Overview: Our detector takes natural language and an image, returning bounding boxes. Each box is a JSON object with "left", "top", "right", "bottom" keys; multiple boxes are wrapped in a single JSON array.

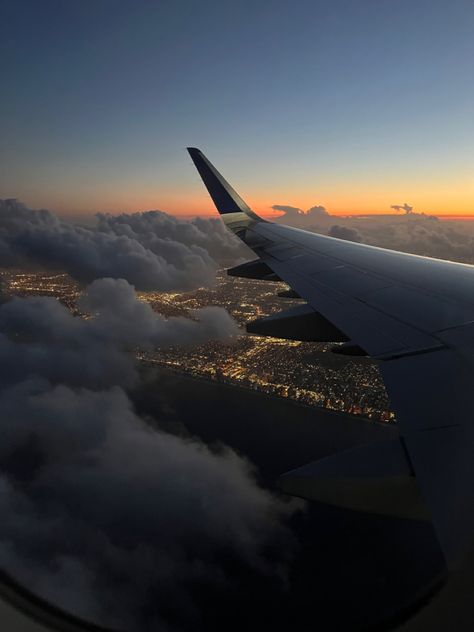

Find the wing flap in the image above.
[
  {"left": 246, "top": 304, "right": 349, "bottom": 342},
  {"left": 227, "top": 259, "right": 279, "bottom": 281},
  {"left": 381, "top": 347, "right": 474, "bottom": 564},
  {"left": 279, "top": 437, "right": 430, "bottom": 520}
]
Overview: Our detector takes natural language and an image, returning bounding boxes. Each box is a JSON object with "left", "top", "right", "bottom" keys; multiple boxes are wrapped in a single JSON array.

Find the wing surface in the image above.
[{"left": 188, "top": 147, "right": 474, "bottom": 566}]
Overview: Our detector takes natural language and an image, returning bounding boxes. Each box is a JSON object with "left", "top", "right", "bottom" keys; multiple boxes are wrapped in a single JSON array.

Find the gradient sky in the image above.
[{"left": 1, "top": 0, "right": 473, "bottom": 218}]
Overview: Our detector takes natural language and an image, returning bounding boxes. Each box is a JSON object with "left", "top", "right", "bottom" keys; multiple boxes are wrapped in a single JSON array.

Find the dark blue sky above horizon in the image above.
[{"left": 1, "top": 0, "right": 473, "bottom": 216}]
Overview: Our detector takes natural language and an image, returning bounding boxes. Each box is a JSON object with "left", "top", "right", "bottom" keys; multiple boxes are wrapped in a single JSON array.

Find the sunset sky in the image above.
[{"left": 1, "top": 0, "right": 473, "bottom": 219}]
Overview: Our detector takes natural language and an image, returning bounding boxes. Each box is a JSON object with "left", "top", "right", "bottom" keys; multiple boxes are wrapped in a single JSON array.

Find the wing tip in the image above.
[
  {"left": 187, "top": 146, "right": 253, "bottom": 216},
  {"left": 187, "top": 147, "right": 205, "bottom": 161}
]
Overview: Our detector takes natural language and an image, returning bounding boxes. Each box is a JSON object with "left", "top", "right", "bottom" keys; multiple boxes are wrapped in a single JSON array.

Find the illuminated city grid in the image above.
[{"left": 0, "top": 268, "right": 394, "bottom": 422}]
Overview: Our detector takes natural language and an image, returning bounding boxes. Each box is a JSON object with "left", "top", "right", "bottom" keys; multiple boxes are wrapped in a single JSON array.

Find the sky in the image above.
[{"left": 1, "top": 0, "right": 473, "bottom": 218}]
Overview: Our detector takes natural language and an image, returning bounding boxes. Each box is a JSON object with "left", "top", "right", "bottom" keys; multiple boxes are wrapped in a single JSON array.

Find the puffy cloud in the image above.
[
  {"left": 0, "top": 194, "right": 302, "bottom": 628},
  {"left": 0, "top": 200, "right": 249, "bottom": 292},
  {"left": 306, "top": 205, "right": 330, "bottom": 219},
  {"left": 0, "top": 278, "right": 239, "bottom": 390},
  {"left": 272, "top": 204, "right": 329, "bottom": 226},
  {"left": 97, "top": 209, "right": 250, "bottom": 267},
  {"left": 328, "top": 225, "right": 363, "bottom": 243},
  {"left": 79, "top": 277, "right": 240, "bottom": 349},
  {"left": 0, "top": 277, "right": 299, "bottom": 629},
  {"left": 0, "top": 382, "right": 296, "bottom": 629},
  {"left": 271, "top": 205, "right": 305, "bottom": 219}
]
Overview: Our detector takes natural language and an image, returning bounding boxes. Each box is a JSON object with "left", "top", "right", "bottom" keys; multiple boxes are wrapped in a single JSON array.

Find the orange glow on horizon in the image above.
[
  {"left": 44, "top": 181, "right": 473, "bottom": 221},
  {"left": 54, "top": 199, "right": 474, "bottom": 222}
]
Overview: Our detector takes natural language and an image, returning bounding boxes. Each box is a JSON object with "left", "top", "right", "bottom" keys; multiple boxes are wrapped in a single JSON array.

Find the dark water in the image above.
[{"left": 133, "top": 368, "right": 446, "bottom": 632}]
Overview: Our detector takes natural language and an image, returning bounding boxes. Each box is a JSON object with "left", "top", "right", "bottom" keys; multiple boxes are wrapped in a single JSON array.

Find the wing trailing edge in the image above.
[
  {"left": 279, "top": 437, "right": 430, "bottom": 520},
  {"left": 247, "top": 304, "right": 349, "bottom": 342}
]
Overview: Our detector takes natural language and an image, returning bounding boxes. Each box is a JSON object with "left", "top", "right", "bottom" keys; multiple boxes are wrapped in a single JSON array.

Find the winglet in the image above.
[{"left": 187, "top": 147, "right": 260, "bottom": 220}]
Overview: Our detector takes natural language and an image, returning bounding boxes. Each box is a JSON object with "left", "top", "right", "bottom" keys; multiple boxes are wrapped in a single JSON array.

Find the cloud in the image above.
[
  {"left": 0, "top": 277, "right": 299, "bottom": 629},
  {"left": 0, "top": 382, "right": 296, "bottom": 629},
  {"left": 0, "top": 278, "right": 239, "bottom": 391},
  {"left": 328, "top": 225, "right": 362, "bottom": 243},
  {"left": 97, "top": 210, "right": 250, "bottom": 267},
  {"left": 272, "top": 199, "right": 474, "bottom": 264},
  {"left": 348, "top": 215, "right": 474, "bottom": 263},
  {"left": 0, "top": 200, "right": 249, "bottom": 292},
  {"left": 272, "top": 205, "right": 305, "bottom": 218},
  {"left": 306, "top": 205, "right": 330, "bottom": 218},
  {"left": 272, "top": 204, "right": 329, "bottom": 226},
  {"left": 390, "top": 203, "right": 413, "bottom": 214},
  {"left": 79, "top": 277, "right": 240, "bottom": 348}
]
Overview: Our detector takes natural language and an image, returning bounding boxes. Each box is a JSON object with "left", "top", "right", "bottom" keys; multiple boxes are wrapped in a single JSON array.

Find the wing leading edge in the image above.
[{"left": 187, "top": 147, "right": 474, "bottom": 567}]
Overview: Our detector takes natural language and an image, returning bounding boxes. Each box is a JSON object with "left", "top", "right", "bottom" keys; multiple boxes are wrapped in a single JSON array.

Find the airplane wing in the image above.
[{"left": 188, "top": 147, "right": 474, "bottom": 567}]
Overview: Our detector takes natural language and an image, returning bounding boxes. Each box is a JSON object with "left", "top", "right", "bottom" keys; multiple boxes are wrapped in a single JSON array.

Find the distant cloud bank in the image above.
[{"left": 271, "top": 200, "right": 474, "bottom": 263}]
